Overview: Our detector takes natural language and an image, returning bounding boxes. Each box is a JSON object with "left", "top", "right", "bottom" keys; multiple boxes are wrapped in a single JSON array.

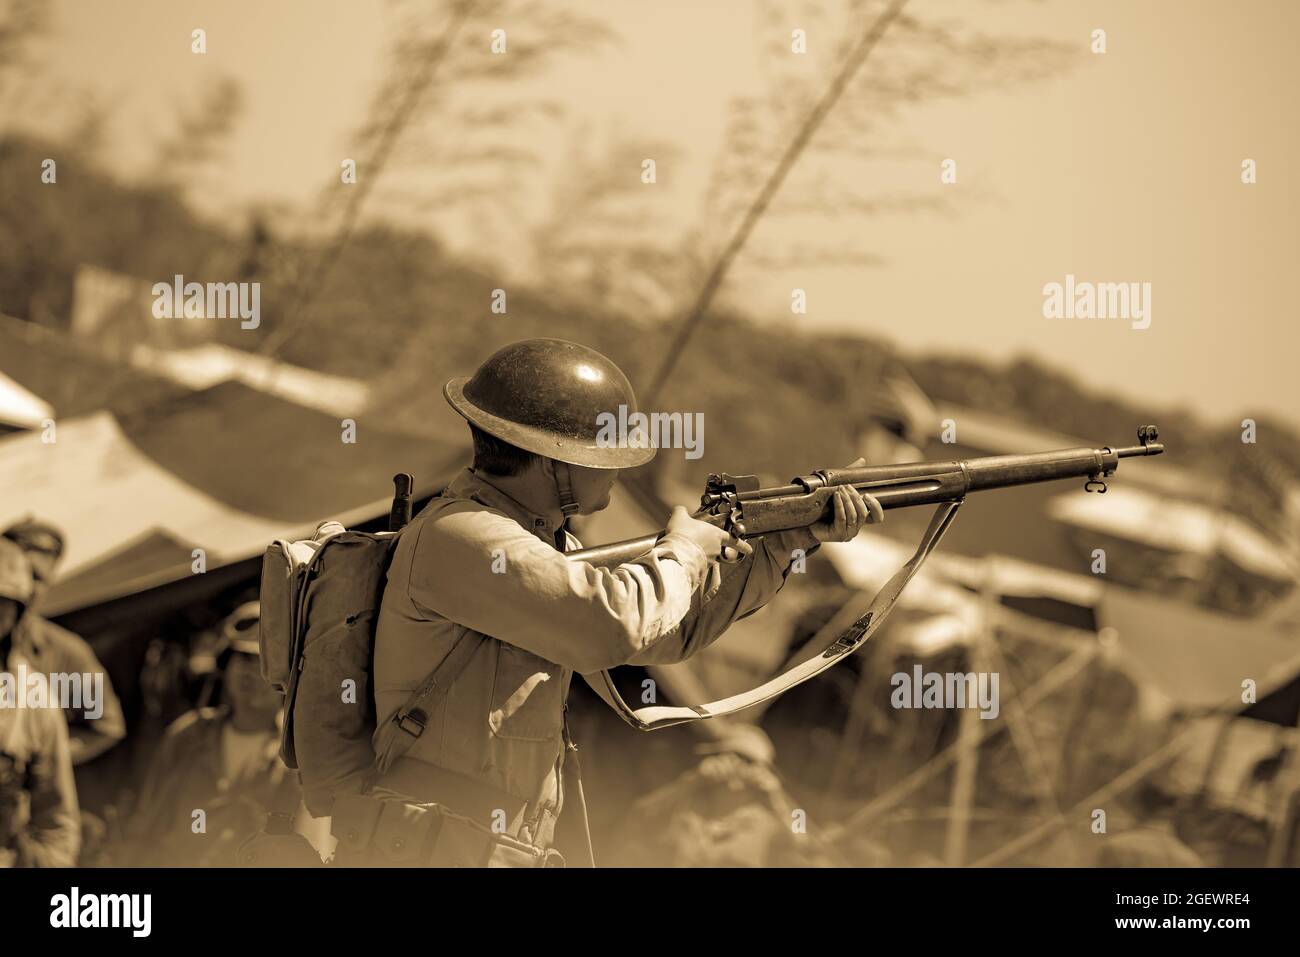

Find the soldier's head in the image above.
[
  {"left": 215, "top": 601, "right": 280, "bottom": 723},
  {"left": 2, "top": 517, "right": 65, "bottom": 601},
  {"left": 0, "top": 538, "right": 33, "bottom": 643},
  {"left": 446, "top": 339, "right": 655, "bottom": 518},
  {"left": 466, "top": 423, "right": 621, "bottom": 515}
]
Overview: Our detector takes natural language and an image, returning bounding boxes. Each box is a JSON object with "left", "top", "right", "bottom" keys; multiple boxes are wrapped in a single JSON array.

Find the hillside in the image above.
[{"left": 2, "top": 134, "right": 1296, "bottom": 539}]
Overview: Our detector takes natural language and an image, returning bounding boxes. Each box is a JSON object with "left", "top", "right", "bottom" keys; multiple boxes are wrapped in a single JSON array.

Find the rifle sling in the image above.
[{"left": 584, "top": 500, "right": 963, "bottom": 731}]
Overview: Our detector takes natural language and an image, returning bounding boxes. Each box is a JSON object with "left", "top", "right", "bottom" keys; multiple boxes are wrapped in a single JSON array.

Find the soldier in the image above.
[
  {"left": 0, "top": 538, "right": 80, "bottom": 867},
  {"left": 343, "top": 338, "right": 881, "bottom": 867},
  {"left": 3, "top": 519, "right": 126, "bottom": 765},
  {"left": 123, "top": 602, "right": 292, "bottom": 866},
  {"left": 858, "top": 366, "right": 933, "bottom": 466}
]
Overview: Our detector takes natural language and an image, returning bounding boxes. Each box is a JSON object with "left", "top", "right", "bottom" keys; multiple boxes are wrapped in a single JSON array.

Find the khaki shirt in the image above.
[
  {"left": 13, "top": 614, "right": 126, "bottom": 765},
  {"left": 124, "top": 707, "right": 286, "bottom": 867},
  {"left": 0, "top": 650, "right": 81, "bottom": 867},
  {"left": 373, "top": 468, "right": 818, "bottom": 834}
]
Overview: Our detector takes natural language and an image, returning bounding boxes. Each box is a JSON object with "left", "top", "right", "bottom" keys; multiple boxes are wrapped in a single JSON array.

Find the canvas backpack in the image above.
[
  {"left": 259, "top": 518, "right": 399, "bottom": 816},
  {"left": 258, "top": 476, "right": 486, "bottom": 818}
]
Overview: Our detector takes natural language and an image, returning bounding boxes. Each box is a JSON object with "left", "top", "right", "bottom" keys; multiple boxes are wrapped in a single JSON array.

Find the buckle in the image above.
[{"left": 395, "top": 709, "right": 428, "bottom": 738}]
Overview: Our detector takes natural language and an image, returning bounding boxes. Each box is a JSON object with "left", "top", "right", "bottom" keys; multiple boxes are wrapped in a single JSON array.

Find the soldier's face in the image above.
[
  {"left": 24, "top": 550, "right": 59, "bottom": 590},
  {"left": 570, "top": 465, "right": 620, "bottom": 514},
  {"left": 0, "top": 599, "right": 18, "bottom": 639},
  {"left": 226, "top": 652, "right": 280, "bottom": 717}
]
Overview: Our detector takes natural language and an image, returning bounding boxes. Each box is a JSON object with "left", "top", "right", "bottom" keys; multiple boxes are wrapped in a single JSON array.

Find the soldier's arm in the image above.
[
  {"left": 58, "top": 634, "right": 127, "bottom": 764},
  {"left": 121, "top": 714, "right": 191, "bottom": 861},
  {"left": 623, "top": 527, "right": 820, "bottom": 666},
  {"left": 13, "top": 709, "right": 80, "bottom": 867},
  {"left": 405, "top": 507, "right": 717, "bottom": 673},
  {"left": 624, "top": 481, "right": 874, "bottom": 665}
]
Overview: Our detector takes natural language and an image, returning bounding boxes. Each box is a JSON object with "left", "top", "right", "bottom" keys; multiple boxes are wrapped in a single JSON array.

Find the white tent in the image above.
[
  {"left": 0, "top": 411, "right": 287, "bottom": 578},
  {"left": 128, "top": 343, "right": 370, "bottom": 418},
  {"left": 1047, "top": 485, "right": 1297, "bottom": 581},
  {"left": 0, "top": 370, "right": 55, "bottom": 431}
]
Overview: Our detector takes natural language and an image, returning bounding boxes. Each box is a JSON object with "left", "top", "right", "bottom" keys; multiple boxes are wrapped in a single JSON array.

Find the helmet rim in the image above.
[{"left": 445, "top": 376, "right": 656, "bottom": 469}]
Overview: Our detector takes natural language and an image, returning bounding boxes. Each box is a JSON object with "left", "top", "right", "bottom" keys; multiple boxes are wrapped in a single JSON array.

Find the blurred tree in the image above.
[
  {"left": 0, "top": 0, "right": 51, "bottom": 117},
  {"left": 149, "top": 75, "right": 246, "bottom": 194},
  {"left": 507, "top": 0, "right": 1076, "bottom": 333},
  {"left": 257, "top": 0, "right": 617, "bottom": 363}
]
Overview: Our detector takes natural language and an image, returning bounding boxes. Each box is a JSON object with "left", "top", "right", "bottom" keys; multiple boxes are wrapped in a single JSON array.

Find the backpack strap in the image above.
[{"left": 372, "top": 630, "right": 486, "bottom": 777}]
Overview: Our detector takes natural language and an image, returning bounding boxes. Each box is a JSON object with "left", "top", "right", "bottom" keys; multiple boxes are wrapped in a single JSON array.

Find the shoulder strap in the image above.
[
  {"left": 371, "top": 489, "right": 491, "bottom": 777},
  {"left": 585, "top": 500, "right": 963, "bottom": 731},
  {"left": 373, "top": 631, "right": 486, "bottom": 776}
]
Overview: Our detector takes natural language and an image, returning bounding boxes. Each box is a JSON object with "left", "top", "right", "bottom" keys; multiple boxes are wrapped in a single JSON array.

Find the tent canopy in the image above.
[
  {"left": 0, "top": 370, "right": 55, "bottom": 430},
  {"left": 0, "top": 381, "right": 465, "bottom": 615}
]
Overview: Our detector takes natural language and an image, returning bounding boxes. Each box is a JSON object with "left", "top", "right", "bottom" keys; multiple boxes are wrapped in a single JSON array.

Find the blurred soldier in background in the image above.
[
  {"left": 3, "top": 518, "right": 126, "bottom": 765},
  {"left": 0, "top": 538, "right": 80, "bottom": 867},
  {"left": 860, "top": 367, "right": 934, "bottom": 466},
  {"left": 122, "top": 601, "right": 291, "bottom": 866}
]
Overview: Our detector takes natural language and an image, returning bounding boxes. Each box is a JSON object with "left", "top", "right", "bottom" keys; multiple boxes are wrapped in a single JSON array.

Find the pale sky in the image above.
[{"left": 14, "top": 0, "right": 1299, "bottom": 427}]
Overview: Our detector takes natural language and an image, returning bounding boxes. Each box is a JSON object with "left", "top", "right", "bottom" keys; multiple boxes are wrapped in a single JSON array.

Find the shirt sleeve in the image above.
[
  {"left": 13, "top": 709, "right": 80, "bottom": 868},
  {"left": 623, "top": 527, "right": 821, "bottom": 666},
  {"left": 402, "top": 504, "right": 719, "bottom": 673},
  {"left": 56, "top": 633, "right": 127, "bottom": 763}
]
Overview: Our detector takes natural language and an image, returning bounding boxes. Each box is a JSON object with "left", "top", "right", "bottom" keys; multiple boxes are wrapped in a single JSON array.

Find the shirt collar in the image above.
[
  {"left": 11, "top": 613, "right": 42, "bottom": 655},
  {"left": 2, "top": 644, "right": 31, "bottom": 672},
  {"left": 445, "top": 468, "right": 563, "bottom": 538}
]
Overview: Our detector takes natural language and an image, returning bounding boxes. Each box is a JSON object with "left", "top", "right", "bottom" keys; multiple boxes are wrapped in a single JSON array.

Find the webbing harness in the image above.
[{"left": 584, "top": 499, "right": 964, "bottom": 731}]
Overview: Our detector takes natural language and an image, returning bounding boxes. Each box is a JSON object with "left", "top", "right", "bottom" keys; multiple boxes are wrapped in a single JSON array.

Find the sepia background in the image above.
[{"left": 1, "top": 0, "right": 1297, "bottom": 867}]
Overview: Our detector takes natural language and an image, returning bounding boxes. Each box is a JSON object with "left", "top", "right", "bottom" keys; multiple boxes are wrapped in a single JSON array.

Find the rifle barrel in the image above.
[{"left": 566, "top": 427, "right": 1163, "bottom": 568}]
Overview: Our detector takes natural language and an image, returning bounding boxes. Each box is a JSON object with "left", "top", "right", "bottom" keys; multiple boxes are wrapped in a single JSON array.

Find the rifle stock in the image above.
[{"left": 566, "top": 425, "right": 1164, "bottom": 569}]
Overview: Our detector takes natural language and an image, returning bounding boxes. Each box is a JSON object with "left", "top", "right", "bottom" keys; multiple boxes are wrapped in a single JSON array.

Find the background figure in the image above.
[
  {"left": 0, "top": 538, "right": 80, "bottom": 867},
  {"left": 120, "top": 601, "right": 289, "bottom": 866},
  {"left": 3, "top": 518, "right": 127, "bottom": 765},
  {"left": 858, "top": 367, "right": 934, "bottom": 468}
]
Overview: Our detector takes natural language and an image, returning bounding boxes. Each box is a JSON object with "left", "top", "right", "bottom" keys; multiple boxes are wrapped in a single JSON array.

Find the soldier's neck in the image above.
[{"left": 482, "top": 470, "right": 566, "bottom": 529}]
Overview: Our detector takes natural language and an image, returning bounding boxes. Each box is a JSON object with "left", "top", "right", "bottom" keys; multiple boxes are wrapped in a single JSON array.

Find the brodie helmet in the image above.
[
  {"left": 217, "top": 600, "right": 262, "bottom": 658},
  {"left": 445, "top": 339, "right": 655, "bottom": 515},
  {"left": 2, "top": 517, "right": 65, "bottom": 586}
]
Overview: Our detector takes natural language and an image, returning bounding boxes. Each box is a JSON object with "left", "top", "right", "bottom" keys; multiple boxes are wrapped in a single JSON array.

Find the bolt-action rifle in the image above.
[
  {"left": 568, "top": 425, "right": 1163, "bottom": 568},
  {"left": 568, "top": 426, "right": 1165, "bottom": 731}
]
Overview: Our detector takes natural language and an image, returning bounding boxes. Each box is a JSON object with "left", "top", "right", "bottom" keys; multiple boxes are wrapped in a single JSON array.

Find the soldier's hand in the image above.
[
  {"left": 811, "top": 457, "right": 884, "bottom": 543},
  {"left": 666, "top": 506, "right": 753, "bottom": 564}
]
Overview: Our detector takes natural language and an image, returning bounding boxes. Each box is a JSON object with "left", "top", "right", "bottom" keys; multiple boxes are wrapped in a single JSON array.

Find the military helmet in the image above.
[
  {"left": 444, "top": 338, "right": 656, "bottom": 469},
  {"left": 217, "top": 600, "right": 261, "bottom": 657},
  {"left": 3, "top": 516, "right": 65, "bottom": 585}
]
